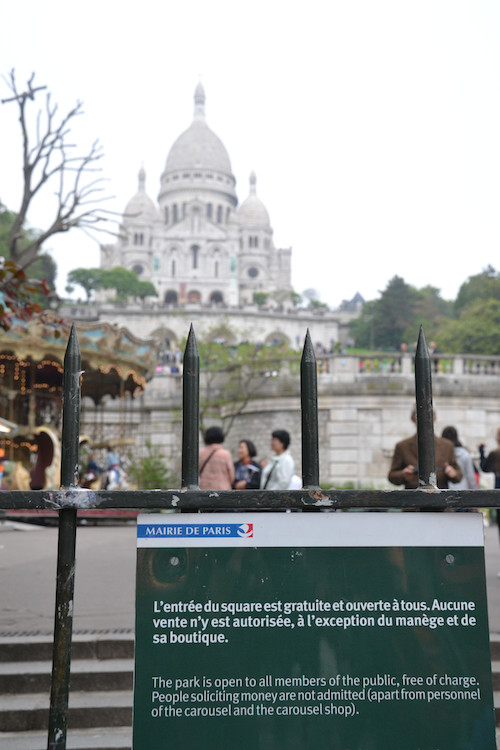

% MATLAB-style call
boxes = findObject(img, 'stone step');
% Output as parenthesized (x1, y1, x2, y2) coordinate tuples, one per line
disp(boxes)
(0, 657, 133, 694)
(0, 726, 132, 750)
(0, 690, 133, 732)
(1, 633, 500, 748)
(0, 634, 134, 663)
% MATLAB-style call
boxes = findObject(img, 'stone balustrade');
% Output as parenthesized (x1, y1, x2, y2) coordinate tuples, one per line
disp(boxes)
(316, 352, 500, 378)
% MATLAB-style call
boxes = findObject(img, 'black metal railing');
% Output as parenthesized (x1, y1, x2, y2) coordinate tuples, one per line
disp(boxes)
(0, 323, 499, 749)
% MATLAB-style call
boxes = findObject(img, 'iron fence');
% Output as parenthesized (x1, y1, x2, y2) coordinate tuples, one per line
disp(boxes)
(0, 323, 499, 749)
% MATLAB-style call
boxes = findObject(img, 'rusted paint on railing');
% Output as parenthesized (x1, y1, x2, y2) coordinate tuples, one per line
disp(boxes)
(47, 325, 81, 750)
(1, 486, 499, 511)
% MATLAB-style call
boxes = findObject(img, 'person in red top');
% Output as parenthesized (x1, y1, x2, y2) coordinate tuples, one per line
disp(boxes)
(199, 426, 235, 490)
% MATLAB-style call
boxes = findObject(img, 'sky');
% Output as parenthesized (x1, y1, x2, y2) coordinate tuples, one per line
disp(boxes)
(1, 0, 499, 309)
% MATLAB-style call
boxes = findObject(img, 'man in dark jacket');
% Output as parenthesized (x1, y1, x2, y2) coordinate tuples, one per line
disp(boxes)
(388, 408, 462, 489)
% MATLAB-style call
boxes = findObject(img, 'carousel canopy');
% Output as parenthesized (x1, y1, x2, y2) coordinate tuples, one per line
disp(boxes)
(0, 311, 157, 404)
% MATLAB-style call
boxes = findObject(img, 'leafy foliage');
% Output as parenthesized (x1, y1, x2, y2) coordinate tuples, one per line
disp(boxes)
(67, 265, 158, 302)
(100, 267, 158, 301)
(436, 299, 500, 354)
(0, 258, 54, 330)
(253, 291, 268, 307)
(67, 268, 103, 301)
(455, 266, 500, 315)
(0, 202, 56, 327)
(192, 327, 298, 436)
(349, 276, 454, 350)
(128, 440, 174, 489)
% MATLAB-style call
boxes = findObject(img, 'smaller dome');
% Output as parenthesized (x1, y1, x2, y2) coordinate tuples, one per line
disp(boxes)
(238, 173, 270, 227)
(123, 168, 158, 223)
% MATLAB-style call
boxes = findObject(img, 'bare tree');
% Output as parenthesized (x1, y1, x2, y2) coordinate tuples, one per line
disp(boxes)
(2, 69, 111, 267)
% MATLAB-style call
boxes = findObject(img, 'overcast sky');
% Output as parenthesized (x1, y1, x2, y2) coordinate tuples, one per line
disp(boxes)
(1, 0, 499, 309)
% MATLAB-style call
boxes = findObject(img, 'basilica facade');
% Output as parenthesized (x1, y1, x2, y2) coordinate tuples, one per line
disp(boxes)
(101, 83, 292, 307)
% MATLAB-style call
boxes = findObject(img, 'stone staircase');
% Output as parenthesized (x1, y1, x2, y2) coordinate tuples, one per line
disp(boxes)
(1, 633, 500, 750)
(0, 633, 134, 750)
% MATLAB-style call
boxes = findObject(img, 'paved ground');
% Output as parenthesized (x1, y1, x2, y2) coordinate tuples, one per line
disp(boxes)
(1, 515, 500, 635)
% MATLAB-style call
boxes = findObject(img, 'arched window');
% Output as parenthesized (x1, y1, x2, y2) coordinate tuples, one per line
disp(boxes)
(192, 208, 200, 233)
(216, 205, 223, 223)
(173, 204, 178, 223)
(207, 203, 213, 220)
(133, 264, 143, 276)
(188, 290, 201, 303)
(191, 245, 199, 269)
(171, 259, 176, 277)
(164, 207, 169, 225)
(214, 261, 219, 278)
(254, 236, 259, 248)
(210, 291, 223, 305)
(165, 290, 178, 304)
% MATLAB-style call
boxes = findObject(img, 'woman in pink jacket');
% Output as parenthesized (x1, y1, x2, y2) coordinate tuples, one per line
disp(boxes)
(199, 426, 235, 490)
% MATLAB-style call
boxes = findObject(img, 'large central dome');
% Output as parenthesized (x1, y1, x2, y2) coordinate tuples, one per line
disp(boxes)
(164, 83, 233, 175)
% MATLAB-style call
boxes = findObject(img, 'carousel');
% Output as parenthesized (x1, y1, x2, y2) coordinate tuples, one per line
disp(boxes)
(0, 311, 156, 492)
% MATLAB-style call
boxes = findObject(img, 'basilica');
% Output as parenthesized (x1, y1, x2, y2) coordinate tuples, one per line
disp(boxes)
(101, 83, 292, 307)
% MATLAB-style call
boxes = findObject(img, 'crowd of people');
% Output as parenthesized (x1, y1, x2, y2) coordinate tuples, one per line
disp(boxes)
(199, 427, 300, 491)
(81, 415, 500, 503)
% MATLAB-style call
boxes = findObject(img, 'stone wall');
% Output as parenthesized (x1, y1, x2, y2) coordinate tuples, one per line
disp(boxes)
(81, 368, 500, 490)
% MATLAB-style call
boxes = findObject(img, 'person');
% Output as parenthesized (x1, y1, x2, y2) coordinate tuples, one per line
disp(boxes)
(441, 426, 477, 490)
(479, 429, 500, 487)
(260, 430, 295, 490)
(106, 446, 120, 470)
(233, 440, 262, 489)
(388, 407, 462, 489)
(479, 429, 500, 536)
(199, 426, 235, 490)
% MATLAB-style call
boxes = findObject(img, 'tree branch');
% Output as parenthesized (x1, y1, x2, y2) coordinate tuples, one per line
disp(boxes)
(2, 70, 111, 266)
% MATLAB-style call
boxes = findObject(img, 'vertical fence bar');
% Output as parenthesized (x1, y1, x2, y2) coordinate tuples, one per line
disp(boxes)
(47, 325, 81, 750)
(182, 325, 200, 489)
(414, 326, 436, 488)
(301, 330, 320, 489)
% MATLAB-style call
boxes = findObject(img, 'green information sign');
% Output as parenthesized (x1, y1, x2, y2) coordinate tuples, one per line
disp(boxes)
(133, 512, 496, 749)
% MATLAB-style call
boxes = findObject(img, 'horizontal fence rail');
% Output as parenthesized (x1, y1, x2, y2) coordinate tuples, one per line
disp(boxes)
(1, 487, 500, 511)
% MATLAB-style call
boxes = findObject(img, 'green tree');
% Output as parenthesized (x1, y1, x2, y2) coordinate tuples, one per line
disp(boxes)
(455, 266, 500, 315)
(2, 70, 108, 268)
(407, 285, 454, 342)
(128, 440, 174, 489)
(253, 291, 268, 307)
(436, 298, 500, 354)
(67, 268, 103, 302)
(136, 280, 158, 300)
(349, 277, 454, 350)
(192, 327, 298, 436)
(100, 267, 158, 302)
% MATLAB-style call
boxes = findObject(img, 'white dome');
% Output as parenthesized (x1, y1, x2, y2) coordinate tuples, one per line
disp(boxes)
(123, 168, 158, 223)
(162, 84, 233, 176)
(238, 172, 270, 227)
